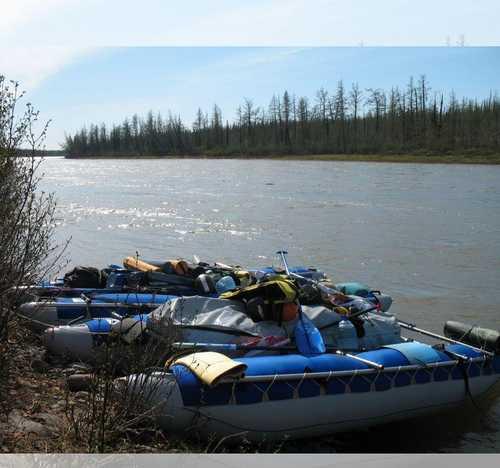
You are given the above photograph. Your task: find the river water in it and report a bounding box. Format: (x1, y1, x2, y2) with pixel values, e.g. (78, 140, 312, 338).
(40, 157, 500, 452)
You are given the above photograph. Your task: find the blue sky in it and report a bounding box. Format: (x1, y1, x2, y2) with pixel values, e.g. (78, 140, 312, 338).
(22, 47, 500, 148)
(1, 1, 499, 148)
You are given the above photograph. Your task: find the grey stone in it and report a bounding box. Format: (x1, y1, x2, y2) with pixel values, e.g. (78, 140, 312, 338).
(31, 359, 50, 373)
(9, 412, 53, 437)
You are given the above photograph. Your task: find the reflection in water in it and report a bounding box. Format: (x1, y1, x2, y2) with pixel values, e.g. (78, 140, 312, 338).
(39, 158, 500, 452)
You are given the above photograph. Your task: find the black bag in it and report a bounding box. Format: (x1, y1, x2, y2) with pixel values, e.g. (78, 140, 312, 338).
(146, 271, 195, 287)
(126, 271, 148, 289)
(125, 270, 197, 295)
(63, 266, 106, 288)
(298, 283, 322, 305)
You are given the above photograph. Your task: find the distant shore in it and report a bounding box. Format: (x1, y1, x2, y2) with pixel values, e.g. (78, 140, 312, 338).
(64, 153, 500, 164)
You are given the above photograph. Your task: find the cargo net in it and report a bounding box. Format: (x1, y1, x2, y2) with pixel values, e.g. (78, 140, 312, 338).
(197, 359, 496, 406)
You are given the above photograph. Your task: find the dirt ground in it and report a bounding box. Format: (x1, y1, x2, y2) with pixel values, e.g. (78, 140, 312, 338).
(0, 318, 208, 453)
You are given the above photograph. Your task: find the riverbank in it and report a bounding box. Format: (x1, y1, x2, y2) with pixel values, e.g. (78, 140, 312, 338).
(0, 317, 342, 453)
(0, 317, 207, 453)
(64, 153, 500, 164)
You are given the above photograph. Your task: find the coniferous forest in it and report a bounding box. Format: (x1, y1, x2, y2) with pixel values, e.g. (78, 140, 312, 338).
(64, 76, 500, 158)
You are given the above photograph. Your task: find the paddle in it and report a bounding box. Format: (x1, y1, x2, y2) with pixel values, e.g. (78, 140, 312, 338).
(170, 341, 360, 353)
(276, 250, 326, 355)
(276, 252, 378, 321)
(214, 261, 236, 270)
(279, 262, 343, 298)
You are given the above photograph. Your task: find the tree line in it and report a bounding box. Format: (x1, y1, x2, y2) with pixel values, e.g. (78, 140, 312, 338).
(64, 76, 500, 157)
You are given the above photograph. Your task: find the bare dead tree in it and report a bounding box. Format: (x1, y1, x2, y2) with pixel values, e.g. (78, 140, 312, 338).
(64, 77, 500, 157)
(0, 76, 68, 403)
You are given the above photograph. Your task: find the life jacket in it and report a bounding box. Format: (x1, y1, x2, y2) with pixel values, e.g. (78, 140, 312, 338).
(220, 278, 298, 325)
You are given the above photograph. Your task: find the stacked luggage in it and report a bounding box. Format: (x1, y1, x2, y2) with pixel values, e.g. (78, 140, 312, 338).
(17, 253, 396, 361)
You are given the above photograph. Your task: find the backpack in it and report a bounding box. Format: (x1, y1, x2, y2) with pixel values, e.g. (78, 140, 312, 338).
(220, 278, 298, 324)
(63, 266, 106, 288)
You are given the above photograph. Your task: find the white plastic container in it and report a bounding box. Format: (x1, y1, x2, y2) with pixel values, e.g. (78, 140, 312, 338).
(358, 312, 402, 349)
(335, 318, 358, 350)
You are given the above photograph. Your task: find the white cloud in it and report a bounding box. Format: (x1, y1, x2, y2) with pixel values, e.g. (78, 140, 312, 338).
(0, 0, 79, 35)
(0, 45, 91, 90)
(1, 0, 499, 91)
(2, 0, 500, 47)
(1, 1, 104, 146)
(0, 0, 92, 89)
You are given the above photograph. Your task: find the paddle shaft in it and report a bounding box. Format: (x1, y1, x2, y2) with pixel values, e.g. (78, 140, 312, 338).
(291, 251, 494, 358)
(399, 321, 494, 358)
(171, 342, 360, 353)
(277, 250, 326, 354)
(35, 301, 159, 309)
(277, 250, 376, 320)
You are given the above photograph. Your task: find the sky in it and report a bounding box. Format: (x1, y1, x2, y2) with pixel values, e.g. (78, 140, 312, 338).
(1, 0, 499, 148)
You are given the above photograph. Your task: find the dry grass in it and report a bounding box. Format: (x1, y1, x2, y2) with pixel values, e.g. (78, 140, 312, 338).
(0, 317, 285, 453)
(0, 318, 194, 453)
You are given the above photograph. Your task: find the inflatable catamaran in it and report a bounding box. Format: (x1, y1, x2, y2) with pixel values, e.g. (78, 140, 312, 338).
(127, 328, 500, 442)
(121, 252, 500, 442)
(18, 251, 500, 440)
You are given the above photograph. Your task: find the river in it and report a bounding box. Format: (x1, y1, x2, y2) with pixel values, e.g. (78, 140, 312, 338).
(39, 157, 500, 452)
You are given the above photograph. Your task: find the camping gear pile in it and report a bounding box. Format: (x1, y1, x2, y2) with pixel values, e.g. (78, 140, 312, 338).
(19, 252, 395, 359)
(15, 250, 500, 442)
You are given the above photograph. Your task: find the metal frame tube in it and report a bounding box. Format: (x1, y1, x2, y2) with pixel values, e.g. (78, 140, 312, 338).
(219, 356, 487, 383)
(399, 322, 494, 357)
(336, 350, 384, 370)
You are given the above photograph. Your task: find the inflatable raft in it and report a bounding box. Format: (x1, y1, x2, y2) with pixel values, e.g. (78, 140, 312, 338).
(40, 294, 400, 361)
(126, 341, 500, 442)
(18, 293, 176, 331)
(42, 314, 149, 361)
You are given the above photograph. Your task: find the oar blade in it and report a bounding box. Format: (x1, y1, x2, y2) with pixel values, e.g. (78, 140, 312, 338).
(294, 313, 326, 355)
